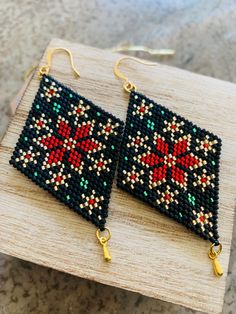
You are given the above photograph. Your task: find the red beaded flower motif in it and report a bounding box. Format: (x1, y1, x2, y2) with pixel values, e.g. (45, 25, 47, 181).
(33, 115, 104, 176)
(135, 132, 205, 190)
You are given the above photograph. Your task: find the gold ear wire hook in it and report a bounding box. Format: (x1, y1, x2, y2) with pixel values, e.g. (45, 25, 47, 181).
(38, 47, 80, 79)
(114, 56, 157, 93)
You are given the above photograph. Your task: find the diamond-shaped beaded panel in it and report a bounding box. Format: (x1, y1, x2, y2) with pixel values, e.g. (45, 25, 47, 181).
(10, 75, 124, 230)
(117, 91, 222, 244)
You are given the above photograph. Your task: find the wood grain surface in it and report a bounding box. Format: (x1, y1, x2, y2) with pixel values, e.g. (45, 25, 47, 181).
(0, 38, 235, 314)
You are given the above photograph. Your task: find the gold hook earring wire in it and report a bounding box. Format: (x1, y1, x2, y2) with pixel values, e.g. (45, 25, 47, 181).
(38, 47, 80, 79)
(114, 56, 157, 93)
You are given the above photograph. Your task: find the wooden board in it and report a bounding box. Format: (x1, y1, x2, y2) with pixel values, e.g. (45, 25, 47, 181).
(0, 38, 236, 314)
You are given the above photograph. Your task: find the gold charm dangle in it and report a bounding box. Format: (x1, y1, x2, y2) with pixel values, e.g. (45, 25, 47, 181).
(208, 243, 223, 277)
(96, 227, 112, 262)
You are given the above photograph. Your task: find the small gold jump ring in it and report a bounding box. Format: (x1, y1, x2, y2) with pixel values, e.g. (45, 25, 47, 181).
(96, 227, 111, 244)
(123, 81, 137, 93)
(209, 242, 222, 259)
(38, 65, 49, 79)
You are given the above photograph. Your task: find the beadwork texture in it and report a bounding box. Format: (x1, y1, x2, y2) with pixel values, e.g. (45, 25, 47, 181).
(117, 91, 222, 244)
(10, 75, 124, 230)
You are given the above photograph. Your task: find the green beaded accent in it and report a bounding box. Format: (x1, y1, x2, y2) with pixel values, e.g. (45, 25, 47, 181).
(212, 160, 216, 166)
(188, 193, 196, 206)
(80, 177, 88, 189)
(69, 93, 73, 98)
(124, 156, 128, 161)
(147, 119, 155, 131)
(111, 145, 115, 150)
(66, 195, 70, 200)
(144, 191, 148, 197)
(53, 102, 61, 113)
(103, 181, 107, 186)
(36, 104, 40, 109)
(130, 123, 134, 127)
(161, 110, 165, 115)
(193, 127, 197, 133)
(34, 172, 38, 177)
(97, 112, 101, 117)
(24, 137, 28, 141)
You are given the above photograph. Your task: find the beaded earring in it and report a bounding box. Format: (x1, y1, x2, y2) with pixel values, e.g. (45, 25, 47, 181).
(114, 57, 223, 276)
(10, 48, 124, 261)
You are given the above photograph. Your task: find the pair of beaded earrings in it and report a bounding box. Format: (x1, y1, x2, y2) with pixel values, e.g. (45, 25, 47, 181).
(10, 47, 223, 276)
